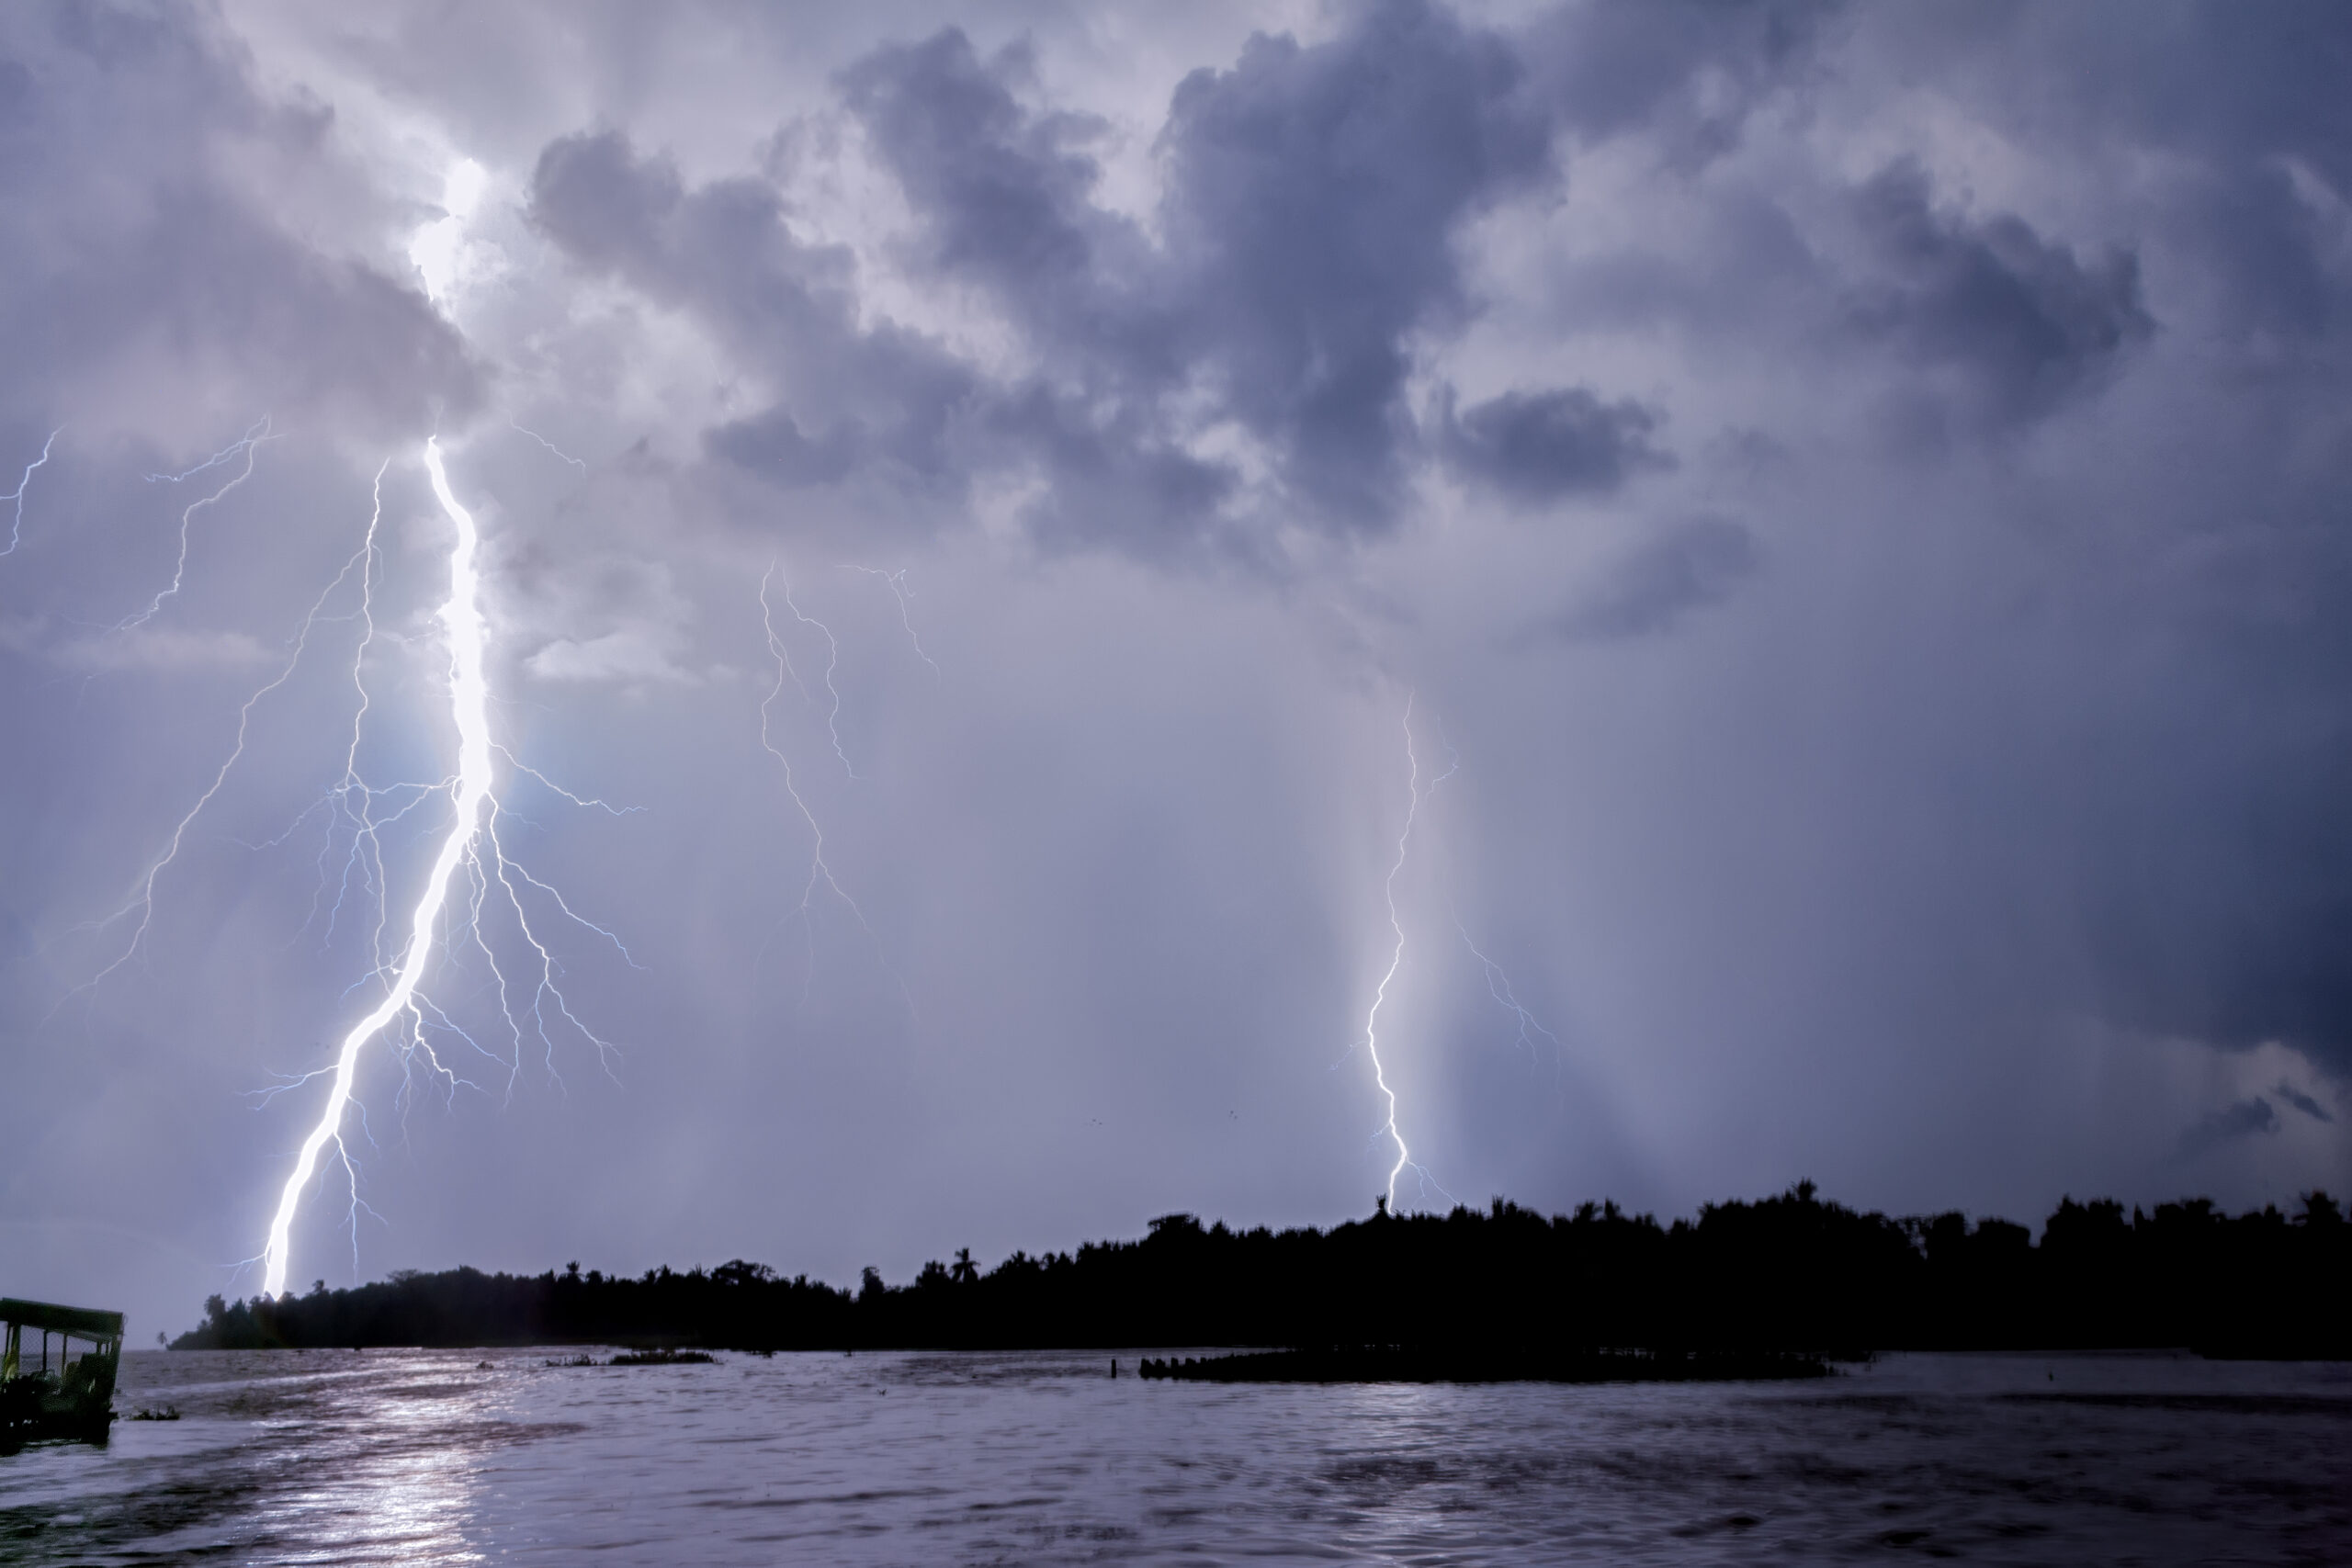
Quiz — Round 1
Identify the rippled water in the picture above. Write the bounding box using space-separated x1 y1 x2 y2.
0 1348 2345 1563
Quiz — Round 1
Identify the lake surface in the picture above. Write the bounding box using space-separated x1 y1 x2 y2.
1 1348 2345 1563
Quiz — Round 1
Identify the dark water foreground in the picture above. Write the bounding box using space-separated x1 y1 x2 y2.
1137 1347 1830 1382
0 1349 2345 1564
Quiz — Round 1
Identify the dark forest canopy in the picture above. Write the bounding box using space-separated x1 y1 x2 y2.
175 1186 2350 1359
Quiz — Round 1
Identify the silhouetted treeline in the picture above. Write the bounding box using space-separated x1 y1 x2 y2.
173 1185 2352 1359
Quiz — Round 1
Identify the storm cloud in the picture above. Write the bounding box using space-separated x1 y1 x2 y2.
0 0 2346 1338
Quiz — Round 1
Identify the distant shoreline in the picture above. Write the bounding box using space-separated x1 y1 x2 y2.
174 1184 2351 1361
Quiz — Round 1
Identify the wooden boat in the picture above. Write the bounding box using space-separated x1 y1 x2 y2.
1 1298 124 1449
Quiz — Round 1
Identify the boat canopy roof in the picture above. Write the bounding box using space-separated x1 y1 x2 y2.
0 1299 125 1341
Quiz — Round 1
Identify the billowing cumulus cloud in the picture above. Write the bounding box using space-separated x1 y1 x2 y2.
1843 158 2154 438
0 0 2347 1336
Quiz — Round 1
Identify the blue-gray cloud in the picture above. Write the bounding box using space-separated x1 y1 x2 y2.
2177 1096 2279 1161
1538 514 1758 641
1441 386 1670 505
1846 158 2154 435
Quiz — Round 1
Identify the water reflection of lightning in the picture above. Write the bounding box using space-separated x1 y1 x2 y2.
1361 696 1454 1213
259 438 624 1298
1 428 60 558
119 417 272 630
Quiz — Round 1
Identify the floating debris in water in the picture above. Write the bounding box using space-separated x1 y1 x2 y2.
607 1348 714 1367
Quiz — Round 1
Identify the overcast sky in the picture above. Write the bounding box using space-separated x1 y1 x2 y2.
3 0 2347 1337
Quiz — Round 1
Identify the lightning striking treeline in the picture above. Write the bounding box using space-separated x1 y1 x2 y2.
258 437 634 1296
1353 697 1564 1210
42 426 626 1294
256 439 492 1295
1361 696 1456 1212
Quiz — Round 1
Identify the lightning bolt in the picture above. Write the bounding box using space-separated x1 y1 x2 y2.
119 417 273 630
259 437 627 1297
758 565 876 984
259 438 492 1296
0 427 60 558
57 470 383 1006
510 419 587 474
1361 695 1453 1212
302 460 396 953
772 568 858 779
841 564 942 676
1419 727 1562 1076
1454 915 1565 1076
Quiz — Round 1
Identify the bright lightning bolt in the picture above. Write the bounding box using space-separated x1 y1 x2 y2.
54 437 626 1288
119 416 272 630
254 436 634 1298
0 427 60 558
1361 695 1453 1213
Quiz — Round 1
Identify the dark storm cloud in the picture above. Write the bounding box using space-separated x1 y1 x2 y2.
2176 1096 2278 1161
1524 0 1841 164
837 31 1174 381
531 129 983 496
1148 0 1554 522
2275 1083 2334 1124
511 4 2352 1084
531 125 1241 553
1439 386 1668 504
1536 514 1758 642
1845 159 2154 434
532 0 1571 554
2106 863 2352 1076
841 0 1566 529
0 1 477 439
1871 6 2351 363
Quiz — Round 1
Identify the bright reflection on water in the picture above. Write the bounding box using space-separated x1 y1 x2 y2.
0 1348 2346 1563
